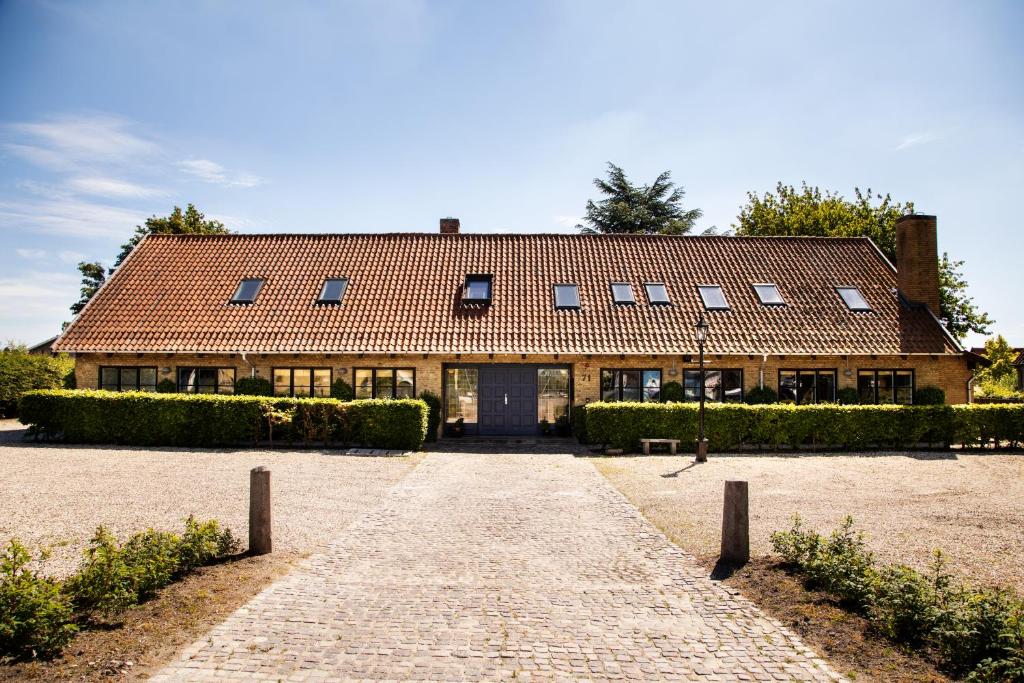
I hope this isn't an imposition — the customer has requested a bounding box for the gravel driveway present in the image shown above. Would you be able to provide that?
[0,421,419,578]
[593,452,1024,592]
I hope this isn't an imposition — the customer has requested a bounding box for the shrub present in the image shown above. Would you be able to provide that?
[177,516,240,572]
[64,526,140,616]
[419,391,442,442]
[571,404,590,443]
[155,378,176,393]
[915,386,946,405]
[836,387,860,405]
[350,399,429,451]
[743,386,777,404]
[0,346,74,416]
[661,381,685,402]
[0,540,77,660]
[330,378,354,401]
[871,557,945,645]
[234,376,273,396]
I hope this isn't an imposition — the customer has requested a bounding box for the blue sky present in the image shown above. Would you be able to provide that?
[1,0,1021,348]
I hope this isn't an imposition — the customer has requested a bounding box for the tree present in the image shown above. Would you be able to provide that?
[69,204,230,315]
[0,343,75,416]
[577,163,702,235]
[973,335,1019,397]
[733,182,992,340]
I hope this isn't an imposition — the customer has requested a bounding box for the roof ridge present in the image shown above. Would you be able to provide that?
[146,232,876,241]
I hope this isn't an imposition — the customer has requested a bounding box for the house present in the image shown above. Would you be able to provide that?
[54,214,983,436]
[27,335,58,356]
[1016,351,1024,391]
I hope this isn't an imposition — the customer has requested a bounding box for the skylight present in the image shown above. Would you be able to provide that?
[553,284,580,310]
[317,278,348,304]
[230,278,264,304]
[698,285,729,310]
[837,286,872,312]
[753,283,785,306]
[463,274,493,304]
[644,283,670,305]
[610,282,635,305]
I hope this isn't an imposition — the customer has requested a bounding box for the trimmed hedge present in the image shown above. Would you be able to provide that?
[18,390,429,451]
[581,401,1024,451]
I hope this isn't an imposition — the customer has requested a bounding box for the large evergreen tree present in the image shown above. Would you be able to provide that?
[733,182,992,340]
[577,163,702,235]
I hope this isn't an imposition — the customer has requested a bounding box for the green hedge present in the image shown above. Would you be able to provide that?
[18,390,429,451]
[581,401,1024,451]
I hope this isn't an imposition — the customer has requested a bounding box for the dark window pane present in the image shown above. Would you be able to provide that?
[877,371,895,404]
[644,283,670,305]
[816,372,836,403]
[797,372,816,405]
[218,369,235,394]
[895,371,913,405]
[120,368,138,391]
[375,369,394,399]
[753,284,785,306]
[179,367,197,392]
[231,278,264,303]
[101,367,119,391]
[722,370,743,403]
[463,276,491,302]
[837,286,871,311]
[318,278,348,303]
[139,368,157,391]
[445,368,478,423]
[354,369,373,399]
[273,369,291,396]
[779,371,798,403]
[621,370,641,402]
[312,369,331,397]
[292,369,312,397]
[553,284,580,309]
[698,285,729,310]
[611,283,634,305]
[858,371,876,404]
[642,370,661,402]
[702,370,722,402]
[395,369,414,398]
[600,370,619,401]
[683,370,701,401]
[194,368,216,394]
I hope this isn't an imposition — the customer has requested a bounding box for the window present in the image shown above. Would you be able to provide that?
[858,370,914,404]
[553,284,580,310]
[600,369,661,402]
[778,370,836,404]
[178,367,236,394]
[445,368,478,423]
[99,366,157,392]
[463,275,492,304]
[644,283,670,305]
[230,278,264,304]
[683,369,743,402]
[753,283,785,306]
[317,278,348,304]
[273,368,331,397]
[698,285,729,310]
[353,368,415,399]
[610,282,635,305]
[837,286,871,312]
[538,368,570,423]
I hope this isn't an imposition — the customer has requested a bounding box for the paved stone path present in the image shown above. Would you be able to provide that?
[152,453,839,681]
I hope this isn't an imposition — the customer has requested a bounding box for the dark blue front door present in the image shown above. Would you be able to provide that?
[478,365,538,436]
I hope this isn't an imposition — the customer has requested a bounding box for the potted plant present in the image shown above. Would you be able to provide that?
[540,418,552,436]
[450,417,465,437]
[555,413,571,437]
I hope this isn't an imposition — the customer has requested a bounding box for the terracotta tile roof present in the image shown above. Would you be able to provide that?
[54,233,961,356]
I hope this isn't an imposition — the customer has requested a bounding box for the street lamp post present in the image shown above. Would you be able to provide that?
[695,313,709,463]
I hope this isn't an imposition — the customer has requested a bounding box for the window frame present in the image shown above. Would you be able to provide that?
[697,284,730,311]
[176,367,237,394]
[99,366,158,392]
[644,282,671,306]
[316,277,349,305]
[777,369,838,404]
[462,274,493,304]
[836,286,872,312]
[553,283,581,310]
[752,283,786,307]
[610,282,635,305]
[352,367,417,399]
[230,278,265,305]
[599,368,662,403]
[857,369,915,404]
[272,367,333,397]
[683,368,745,403]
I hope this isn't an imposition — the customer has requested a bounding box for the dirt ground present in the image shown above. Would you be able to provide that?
[591,451,1024,593]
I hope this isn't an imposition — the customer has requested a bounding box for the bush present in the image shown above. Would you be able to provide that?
[661,381,685,402]
[836,387,860,405]
[580,401,1023,452]
[0,346,74,416]
[743,386,777,404]
[571,404,590,443]
[419,391,442,442]
[176,516,240,572]
[915,386,946,405]
[0,540,77,660]
[234,376,273,396]
[330,378,354,401]
[155,378,176,393]
[18,390,430,451]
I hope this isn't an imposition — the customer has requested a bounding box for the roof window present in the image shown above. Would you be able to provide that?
[317,278,348,304]
[553,284,580,310]
[230,278,264,304]
[644,282,670,305]
[753,283,785,306]
[463,274,493,304]
[837,286,872,312]
[610,282,635,305]
[698,285,729,310]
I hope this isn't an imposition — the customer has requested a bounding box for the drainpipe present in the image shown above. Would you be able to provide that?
[240,352,256,378]
[966,374,976,404]
[759,354,767,389]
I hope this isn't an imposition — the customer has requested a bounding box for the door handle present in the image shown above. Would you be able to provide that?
[504,392,508,405]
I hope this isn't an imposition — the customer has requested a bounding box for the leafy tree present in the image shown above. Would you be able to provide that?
[578,163,702,235]
[974,335,1020,397]
[70,262,107,315]
[0,344,75,416]
[733,182,992,340]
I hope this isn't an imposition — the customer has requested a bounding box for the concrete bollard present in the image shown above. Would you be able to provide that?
[720,480,749,564]
[249,466,272,555]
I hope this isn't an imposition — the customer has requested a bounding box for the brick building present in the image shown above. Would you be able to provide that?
[54,214,983,436]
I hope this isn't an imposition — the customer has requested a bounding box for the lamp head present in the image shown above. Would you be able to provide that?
[694,313,709,344]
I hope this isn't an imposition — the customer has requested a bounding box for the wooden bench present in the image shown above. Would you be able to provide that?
[640,438,680,455]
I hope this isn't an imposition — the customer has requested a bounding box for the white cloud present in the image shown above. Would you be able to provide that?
[10,114,158,165]
[0,270,79,319]
[178,158,264,188]
[68,176,167,199]
[895,131,940,151]
[58,250,87,264]
[16,248,48,260]
[0,199,144,238]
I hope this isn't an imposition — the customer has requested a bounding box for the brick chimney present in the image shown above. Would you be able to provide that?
[895,214,941,316]
[439,217,460,235]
